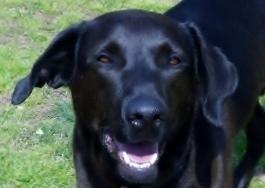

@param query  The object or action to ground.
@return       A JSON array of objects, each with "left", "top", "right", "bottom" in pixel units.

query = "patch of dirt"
[
  {"left": 34, "top": 11, "right": 55, "bottom": 24},
  {"left": 50, "top": 89, "right": 69, "bottom": 100},
  {"left": 0, "top": 33, "right": 12, "bottom": 45},
  {"left": 256, "top": 174, "right": 265, "bottom": 182},
  {"left": 0, "top": 21, "right": 17, "bottom": 45},
  {"left": 29, "top": 89, "right": 71, "bottom": 123},
  {"left": 0, "top": 93, "right": 11, "bottom": 106},
  {"left": 0, "top": 20, "right": 31, "bottom": 46},
  {"left": 18, "top": 34, "right": 32, "bottom": 48},
  {"left": 254, "top": 168, "right": 265, "bottom": 182},
  {"left": 85, "top": 11, "right": 99, "bottom": 20}
]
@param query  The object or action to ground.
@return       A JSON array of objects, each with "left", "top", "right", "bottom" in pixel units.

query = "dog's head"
[{"left": 12, "top": 10, "right": 237, "bottom": 186}]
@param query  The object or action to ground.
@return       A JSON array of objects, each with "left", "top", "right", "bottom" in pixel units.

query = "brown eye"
[
  {"left": 97, "top": 54, "right": 111, "bottom": 64},
  {"left": 169, "top": 56, "right": 181, "bottom": 66}
]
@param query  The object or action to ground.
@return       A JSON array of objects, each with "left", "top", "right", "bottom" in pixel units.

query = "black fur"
[{"left": 166, "top": 0, "right": 265, "bottom": 187}]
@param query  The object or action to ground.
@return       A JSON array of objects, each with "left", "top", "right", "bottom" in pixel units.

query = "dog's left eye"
[
  {"left": 169, "top": 55, "right": 181, "bottom": 66},
  {"left": 97, "top": 54, "right": 111, "bottom": 64}
]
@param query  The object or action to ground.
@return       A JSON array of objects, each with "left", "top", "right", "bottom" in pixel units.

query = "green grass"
[
  {"left": 0, "top": 90, "right": 75, "bottom": 187},
  {"left": 0, "top": 0, "right": 264, "bottom": 187}
]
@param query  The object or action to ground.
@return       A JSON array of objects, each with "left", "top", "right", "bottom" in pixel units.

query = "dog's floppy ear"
[
  {"left": 186, "top": 23, "right": 238, "bottom": 127},
  {"left": 11, "top": 22, "right": 85, "bottom": 105}
]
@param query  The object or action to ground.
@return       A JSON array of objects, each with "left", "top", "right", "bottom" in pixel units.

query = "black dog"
[
  {"left": 11, "top": 1, "right": 265, "bottom": 188},
  {"left": 166, "top": 0, "right": 265, "bottom": 187}
]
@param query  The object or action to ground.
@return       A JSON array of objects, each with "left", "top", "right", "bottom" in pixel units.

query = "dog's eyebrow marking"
[
  {"left": 154, "top": 42, "right": 183, "bottom": 56},
  {"left": 101, "top": 41, "right": 121, "bottom": 54},
  {"left": 156, "top": 42, "right": 172, "bottom": 53}
]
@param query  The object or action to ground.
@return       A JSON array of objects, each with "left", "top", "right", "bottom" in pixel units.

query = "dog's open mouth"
[
  {"left": 104, "top": 134, "right": 159, "bottom": 183},
  {"left": 104, "top": 134, "right": 159, "bottom": 170},
  {"left": 117, "top": 141, "right": 158, "bottom": 170}
]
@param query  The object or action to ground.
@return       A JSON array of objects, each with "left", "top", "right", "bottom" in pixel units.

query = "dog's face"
[
  {"left": 70, "top": 11, "right": 197, "bottom": 184},
  {"left": 12, "top": 10, "right": 237, "bottom": 186}
]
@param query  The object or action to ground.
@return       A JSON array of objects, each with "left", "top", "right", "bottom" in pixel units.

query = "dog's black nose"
[{"left": 125, "top": 97, "right": 166, "bottom": 128}]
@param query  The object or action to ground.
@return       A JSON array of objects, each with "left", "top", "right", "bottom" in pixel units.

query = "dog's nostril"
[
  {"left": 127, "top": 107, "right": 165, "bottom": 127},
  {"left": 153, "top": 113, "right": 163, "bottom": 121},
  {"left": 131, "top": 119, "right": 144, "bottom": 127},
  {"left": 128, "top": 113, "right": 144, "bottom": 127}
]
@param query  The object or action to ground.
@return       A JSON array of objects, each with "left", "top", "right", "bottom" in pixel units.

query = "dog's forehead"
[
  {"left": 94, "top": 9, "right": 176, "bottom": 28},
  {"left": 82, "top": 10, "right": 188, "bottom": 53}
]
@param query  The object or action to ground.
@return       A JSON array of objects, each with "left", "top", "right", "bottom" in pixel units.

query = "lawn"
[{"left": 0, "top": 0, "right": 264, "bottom": 187}]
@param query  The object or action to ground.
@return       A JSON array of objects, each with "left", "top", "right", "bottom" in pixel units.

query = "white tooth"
[
  {"left": 141, "top": 163, "right": 148, "bottom": 169},
  {"left": 122, "top": 152, "right": 131, "bottom": 166},
  {"left": 120, "top": 152, "right": 159, "bottom": 169},
  {"left": 122, "top": 152, "right": 127, "bottom": 162},
  {"left": 150, "top": 153, "right": 158, "bottom": 165}
]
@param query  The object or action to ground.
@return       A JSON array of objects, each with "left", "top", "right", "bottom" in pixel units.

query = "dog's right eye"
[
  {"left": 169, "top": 55, "right": 181, "bottom": 66},
  {"left": 97, "top": 54, "right": 111, "bottom": 64}
]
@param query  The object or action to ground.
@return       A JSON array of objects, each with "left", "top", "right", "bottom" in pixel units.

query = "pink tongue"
[
  {"left": 117, "top": 142, "right": 158, "bottom": 163},
  {"left": 127, "top": 153, "right": 155, "bottom": 163}
]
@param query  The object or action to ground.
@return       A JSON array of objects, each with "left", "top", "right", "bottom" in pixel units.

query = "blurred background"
[{"left": 0, "top": 0, "right": 264, "bottom": 187}]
